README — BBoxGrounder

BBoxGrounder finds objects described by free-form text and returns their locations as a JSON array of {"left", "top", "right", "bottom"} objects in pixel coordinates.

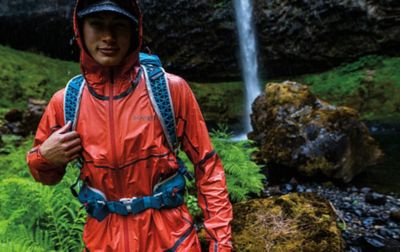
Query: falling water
[{"left": 233, "top": 0, "right": 261, "bottom": 140}]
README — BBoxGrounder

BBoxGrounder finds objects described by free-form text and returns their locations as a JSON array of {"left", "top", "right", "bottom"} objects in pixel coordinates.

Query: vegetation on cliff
[
  {"left": 298, "top": 55, "right": 400, "bottom": 122},
  {"left": 0, "top": 45, "right": 79, "bottom": 111},
  {"left": 1, "top": 46, "right": 398, "bottom": 124}
]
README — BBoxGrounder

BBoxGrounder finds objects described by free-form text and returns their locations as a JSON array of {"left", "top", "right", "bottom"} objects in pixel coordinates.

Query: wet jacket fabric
[{"left": 26, "top": 0, "right": 233, "bottom": 251}]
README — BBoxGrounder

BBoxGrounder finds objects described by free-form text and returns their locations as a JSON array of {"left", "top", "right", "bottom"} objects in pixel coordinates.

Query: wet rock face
[
  {"left": 254, "top": 0, "right": 400, "bottom": 77},
  {"left": 0, "top": 0, "right": 72, "bottom": 17},
  {"left": 0, "top": 0, "right": 77, "bottom": 61},
  {"left": 1, "top": 0, "right": 399, "bottom": 79},
  {"left": 248, "top": 81, "right": 383, "bottom": 182},
  {"left": 232, "top": 193, "right": 344, "bottom": 251},
  {"left": 140, "top": 0, "right": 237, "bottom": 80}
]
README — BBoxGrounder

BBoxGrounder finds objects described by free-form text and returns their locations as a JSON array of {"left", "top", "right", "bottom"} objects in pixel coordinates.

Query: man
[{"left": 26, "top": 0, "right": 233, "bottom": 251}]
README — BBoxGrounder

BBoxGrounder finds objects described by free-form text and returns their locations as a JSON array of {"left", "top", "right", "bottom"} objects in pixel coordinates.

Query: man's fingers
[
  {"left": 60, "top": 131, "right": 80, "bottom": 142},
  {"left": 65, "top": 145, "right": 82, "bottom": 157},
  {"left": 57, "top": 121, "right": 72, "bottom": 134},
  {"left": 63, "top": 138, "right": 81, "bottom": 150},
  {"left": 68, "top": 154, "right": 80, "bottom": 162}
]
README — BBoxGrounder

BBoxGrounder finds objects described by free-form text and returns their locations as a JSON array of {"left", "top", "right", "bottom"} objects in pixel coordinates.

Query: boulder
[
  {"left": 248, "top": 81, "right": 383, "bottom": 182},
  {"left": 232, "top": 193, "right": 344, "bottom": 251},
  {"left": 3, "top": 99, "right": 47, "bottom": 136}
]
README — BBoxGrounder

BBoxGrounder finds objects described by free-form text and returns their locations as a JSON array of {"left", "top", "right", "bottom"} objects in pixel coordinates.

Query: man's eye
[
  {"left": 89, "top": 21, "right": 103, "bottom": 27},
  {"left": 114, "top": 22, "right": 130, "bottom": 29}
]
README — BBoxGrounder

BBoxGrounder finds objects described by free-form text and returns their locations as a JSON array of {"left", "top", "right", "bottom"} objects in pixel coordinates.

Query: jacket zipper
[{"left": 109, "top": 69, "right": 131, "bottom": 252}]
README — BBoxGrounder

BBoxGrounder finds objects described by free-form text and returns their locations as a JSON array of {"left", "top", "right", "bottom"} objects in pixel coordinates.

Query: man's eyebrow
[
  {"left": 112, "top": 17, "right": 130, "bottom": 22},
  {"left": 86, "top": 16, "right": 103, "bottom": 21}
]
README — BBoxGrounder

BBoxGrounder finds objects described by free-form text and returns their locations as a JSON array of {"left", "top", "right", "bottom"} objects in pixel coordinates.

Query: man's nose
[{"left": 101, "top": 27, "right": 116, "bottom": 43}]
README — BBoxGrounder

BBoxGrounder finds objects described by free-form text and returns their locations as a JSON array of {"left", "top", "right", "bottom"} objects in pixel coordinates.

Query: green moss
[
  {"left": 296, "top": 55, "right": 400, "bottom": 123},
  {"left": 0, "top": 45, "right": 79, "bottom": 109},
  {"left": 210, "top": 0, "right": 231, "bottom": 9},
  {"left": 232, "top": 193, "right": 344, "bottom": 252},
  {"left": 189, "top": 81, "right": 244, "bottom": 124}
]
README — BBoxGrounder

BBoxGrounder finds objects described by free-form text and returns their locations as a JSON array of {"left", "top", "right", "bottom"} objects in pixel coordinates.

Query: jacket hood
[{"left": 73, "top": 0, "right": 143, "bottom": 86}]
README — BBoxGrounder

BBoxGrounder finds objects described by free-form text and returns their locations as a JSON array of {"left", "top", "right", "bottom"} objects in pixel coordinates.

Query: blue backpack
[{"left": 64, "top": 53, "right": 192, "bottom": 221}]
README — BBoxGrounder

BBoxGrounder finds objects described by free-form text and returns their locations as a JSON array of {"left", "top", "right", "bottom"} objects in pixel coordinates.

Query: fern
[
  {"left": 0, "top": 169, "right": 85, "bottom": 251},
  {"left": 0, "top": 136, "right": 33, "bottom": 178},
  {"left": 180, "top": 125, "right": 266, "bottom": 217},
  {"left": 210, "top": 127, "right": 265, "bottom": 202}
]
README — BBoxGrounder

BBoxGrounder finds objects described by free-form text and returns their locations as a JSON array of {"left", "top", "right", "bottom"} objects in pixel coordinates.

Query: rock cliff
[{"left": 0, "top": 0, "right": 399, "bottom": 80}]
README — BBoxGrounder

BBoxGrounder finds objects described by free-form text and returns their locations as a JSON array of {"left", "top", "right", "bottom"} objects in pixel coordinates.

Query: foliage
[
  {"left": 0, "top": 45, "right": 79, "bottom": 109},
  {"left": 209, "top": 125, "right": 265, "bottom": 202},
  {"left": 297, "top": 55, "right": 400, "bottom": 122},
  {"left": 337, "top": 222, "right": 347, "bottom": 231},
  {"left": 0, "top": 136, "right": 85, "bottom": 251},
  {"left": 337, "top": 55, "right": 385, "bottom": 74},
  {"left": 180, "top": 125, "right": 265, "bottom": 217},
  {"left": 211, "top": 0, "right": 231, "bottom": 9},
  {"left": 189, "top": 81, "right": 244, "bottom": 125},
  {"left": 185, "top": 194, "right": 202, "bottom": 218},
  {"left": 0, "top": 135, "right": 33, "bottom": 178},
  {"left": 0, "top": 169, "right": 86, "bottom": 251}
]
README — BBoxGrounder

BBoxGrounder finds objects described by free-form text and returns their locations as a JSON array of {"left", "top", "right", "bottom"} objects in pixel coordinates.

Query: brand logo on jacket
[{"left": 133, "top": 115, "right": 155, "bottom": 121}]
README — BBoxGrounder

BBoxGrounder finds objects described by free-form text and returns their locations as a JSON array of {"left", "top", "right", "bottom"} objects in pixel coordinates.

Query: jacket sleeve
[
  {"left": 26, "top": 89, "right": 67, "bottom": 185},
  {"left": 169, "top": 75, "right": 233, "bottom": 252}
]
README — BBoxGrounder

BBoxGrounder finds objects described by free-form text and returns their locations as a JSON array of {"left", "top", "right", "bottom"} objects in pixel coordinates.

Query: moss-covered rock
[
  {"left": 232, "top": 193, "right": 344, "bottom": 251},
  {"left": 249, "top": 81, "right": 383, "bottom": 182}
]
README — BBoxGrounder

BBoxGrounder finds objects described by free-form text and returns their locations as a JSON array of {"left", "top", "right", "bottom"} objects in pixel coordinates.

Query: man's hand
[{"left": 39, "top": 121, "right": 82, "bottom": 167}]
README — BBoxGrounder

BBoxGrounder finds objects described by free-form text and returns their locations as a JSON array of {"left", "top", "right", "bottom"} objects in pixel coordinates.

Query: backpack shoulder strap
[
  {"left": 64, "top": 74, "right": 85, "bottom": 197},
  {"left": 140, "top": 53, "right": 178, "bottom": 153},
  {"left": 64, "top": 74, "right": 85, "bottom": 130}
]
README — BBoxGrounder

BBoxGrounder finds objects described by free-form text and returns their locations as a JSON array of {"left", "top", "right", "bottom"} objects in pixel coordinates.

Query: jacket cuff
[{"left": 28, "top": 146, "right": 60, "bottom": 171}]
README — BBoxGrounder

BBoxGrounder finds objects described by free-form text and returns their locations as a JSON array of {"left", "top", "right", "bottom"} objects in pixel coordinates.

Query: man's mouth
[{"left": 98, "top": 47, "right": 119, "bottom": 56}]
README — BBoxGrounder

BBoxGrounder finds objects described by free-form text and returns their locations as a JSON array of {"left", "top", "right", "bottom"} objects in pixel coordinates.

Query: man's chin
[{"left": 95, "top": 57, "right": 123, "bottom": 67}]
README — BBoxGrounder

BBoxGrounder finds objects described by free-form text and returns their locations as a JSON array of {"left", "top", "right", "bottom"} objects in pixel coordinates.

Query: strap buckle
[{"left": 119, "top": 197, "right": 137, "bottom": 213}]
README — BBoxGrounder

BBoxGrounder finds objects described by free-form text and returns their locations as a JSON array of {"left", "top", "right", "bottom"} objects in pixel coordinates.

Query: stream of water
[{"left": 233, "top": 0, "right": 261, "bottom": 140}]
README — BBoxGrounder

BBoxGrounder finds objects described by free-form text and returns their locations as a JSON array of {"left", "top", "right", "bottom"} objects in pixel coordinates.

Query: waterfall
[{"left": 233, "top": 0, "right": 262, "bottom": 140}]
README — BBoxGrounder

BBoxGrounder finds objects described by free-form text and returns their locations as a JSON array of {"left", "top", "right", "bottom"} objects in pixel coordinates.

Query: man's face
[{"left": 83, "top": 12, "right": 132, "bottom": 66}]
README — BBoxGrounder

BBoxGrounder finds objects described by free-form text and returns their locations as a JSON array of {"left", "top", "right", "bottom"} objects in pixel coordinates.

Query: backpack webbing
[
  {"left": 64, "top": 75, "right": 85, "bottom": 131},
  {"left": 142, "top": 70, "right": 177, "bottom": 151}
]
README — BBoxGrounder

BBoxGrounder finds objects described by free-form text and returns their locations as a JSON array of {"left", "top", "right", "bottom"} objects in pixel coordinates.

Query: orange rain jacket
[{"left": 26, "top": 0, "right": 233, "bottom": 251}]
